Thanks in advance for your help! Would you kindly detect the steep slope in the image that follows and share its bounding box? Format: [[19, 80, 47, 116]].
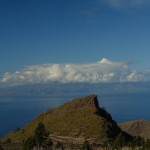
[[2, 95, 123, 146], [119, 120, 150, 139]]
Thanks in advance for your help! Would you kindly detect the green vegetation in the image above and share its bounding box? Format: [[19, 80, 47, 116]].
[[23, 136, 35, 150], [113, 132, 127, 149], [0, 144, 3, 150], [145, 139, 150, 150], [23, 122, 53, 150], [112, 132, 150, 150], [55, 142, 64, 150], [5, 138, 11, 144], [34, 122, 50, 147], [82, 139, 91, 150]]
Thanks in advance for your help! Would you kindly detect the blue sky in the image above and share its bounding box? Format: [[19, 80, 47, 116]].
[[1, 0, 150, 85]]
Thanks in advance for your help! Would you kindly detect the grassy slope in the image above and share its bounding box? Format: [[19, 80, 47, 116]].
[[2, 95, 120, 145]]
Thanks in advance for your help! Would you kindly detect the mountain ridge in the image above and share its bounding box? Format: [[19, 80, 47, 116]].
[[2, 95, 122, 145], [1, 95, 149, 149], [119, 120, 150, 139]]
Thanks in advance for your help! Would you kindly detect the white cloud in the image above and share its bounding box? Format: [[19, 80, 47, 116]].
[[0, 58, 150, 86]]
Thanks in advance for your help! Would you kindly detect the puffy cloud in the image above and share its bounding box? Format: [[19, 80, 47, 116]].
[[0, 58, 150, 86]]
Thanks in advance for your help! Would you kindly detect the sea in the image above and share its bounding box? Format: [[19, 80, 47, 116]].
[[0, 94, 150, 137]]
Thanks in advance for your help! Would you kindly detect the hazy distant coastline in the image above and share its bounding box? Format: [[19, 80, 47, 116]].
[[0, 82, 150, 98]]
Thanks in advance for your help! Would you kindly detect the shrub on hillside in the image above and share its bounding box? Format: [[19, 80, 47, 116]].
[[23, 122, 53, 150]]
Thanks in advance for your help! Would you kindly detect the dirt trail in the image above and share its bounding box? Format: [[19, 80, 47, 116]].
[[50, 134, 95, 144]]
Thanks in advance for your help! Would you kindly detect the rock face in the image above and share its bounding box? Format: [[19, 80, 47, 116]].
[[3, 95, 122, 147], [119, 120, 150, 139]]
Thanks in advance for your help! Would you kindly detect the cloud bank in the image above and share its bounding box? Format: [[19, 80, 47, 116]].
[[0, 58, 150, 86]]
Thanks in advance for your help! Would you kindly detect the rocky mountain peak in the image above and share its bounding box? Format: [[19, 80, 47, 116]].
[[62, 95, 99, 109]]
